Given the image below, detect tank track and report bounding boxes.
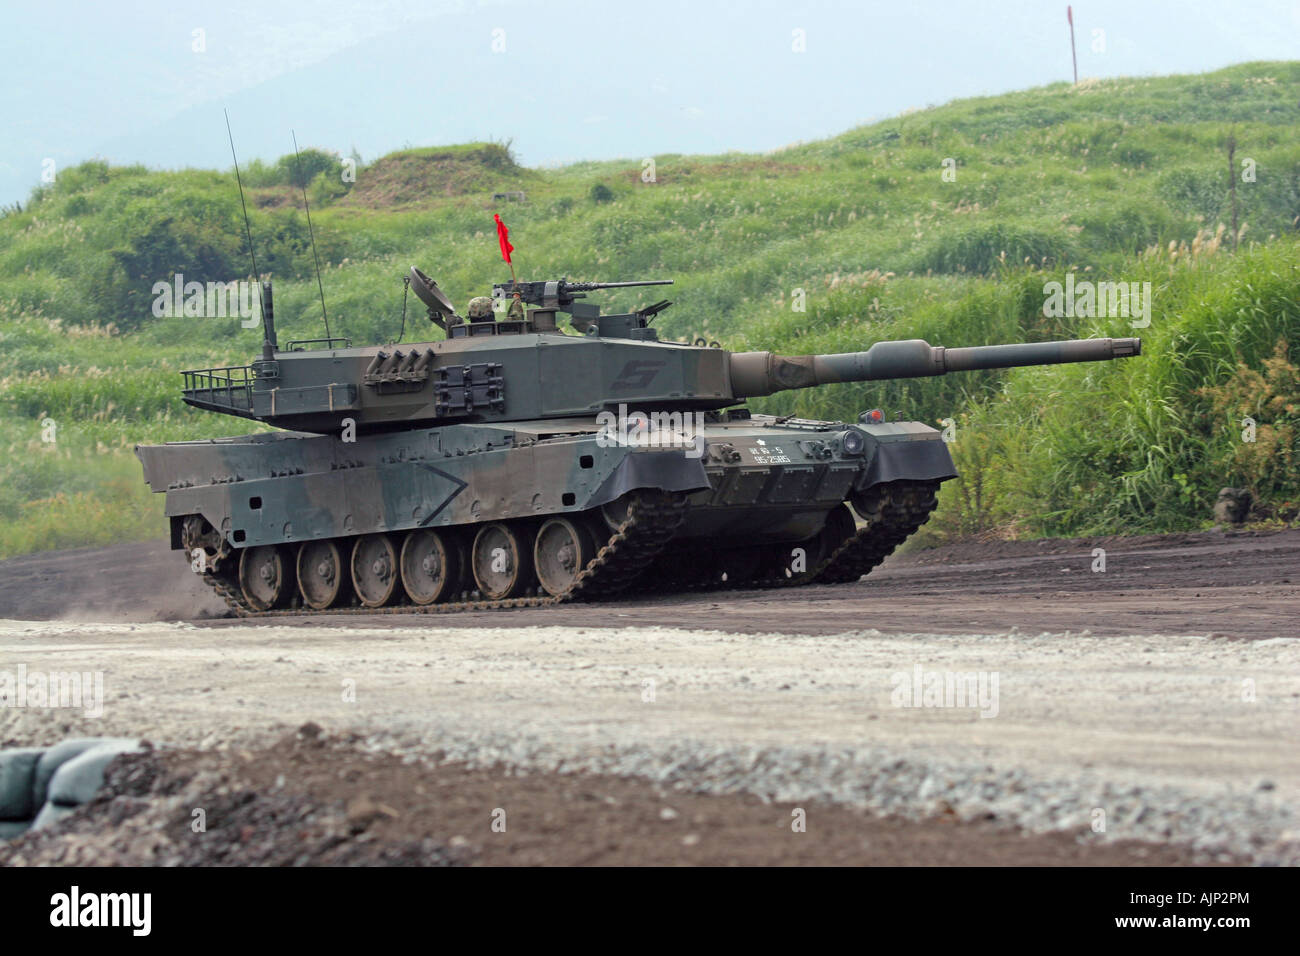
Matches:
[192,479,938,618]
[636,478,940,594]
[808,479,939,584]
[195,490,689,618]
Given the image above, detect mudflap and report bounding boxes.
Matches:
[589,450,710,507]
[858,438,957,490]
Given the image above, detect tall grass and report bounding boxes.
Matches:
[925,240,1300,539]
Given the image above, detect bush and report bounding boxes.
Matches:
[1197,339,1300,511]
[277,148,340,189]
[98,213,243,329]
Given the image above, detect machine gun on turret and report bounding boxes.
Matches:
[490,278,673,313]
[491,277,674,334]
[409,270,673,335]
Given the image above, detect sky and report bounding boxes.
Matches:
[1,0,1298,206]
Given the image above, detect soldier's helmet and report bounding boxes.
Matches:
[466,296,495,319]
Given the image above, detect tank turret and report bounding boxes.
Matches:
[177,274,1139,435]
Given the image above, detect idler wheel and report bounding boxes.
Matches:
[400,529,459,605]
[296,539,347,610]
[600,492,638,532]
[180,514,227,572]
[533,517,596,597]
[351,534,400,607]
[238,545,291,611]
[472,522,535,600]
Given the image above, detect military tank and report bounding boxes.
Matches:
[135,271,1140,616]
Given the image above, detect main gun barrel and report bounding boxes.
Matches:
[729,336,1142,398]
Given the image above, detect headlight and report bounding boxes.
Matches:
[841,427,867,456]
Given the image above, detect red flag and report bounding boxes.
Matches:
[494,213,514,264]
[1067,5,1073,25]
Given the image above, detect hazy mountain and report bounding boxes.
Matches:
[3,0,1296,206]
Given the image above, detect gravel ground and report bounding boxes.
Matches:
[1,618,1296,863]
[0,731,1224,867]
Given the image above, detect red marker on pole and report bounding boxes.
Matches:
[1067,6,1078,85]
[494,213,517,287]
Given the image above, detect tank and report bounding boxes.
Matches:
[135,271,1141,615]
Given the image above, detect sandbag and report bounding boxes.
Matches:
[31,801,78,831]
[32,738,136,808]
[0,748,45,820]
[45,740,142,807]
[0,820,31,839]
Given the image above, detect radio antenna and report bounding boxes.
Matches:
[291,129,331,339]
[224,109,263,327]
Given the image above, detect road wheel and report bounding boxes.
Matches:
[296,540,347,610]
[472,522,535,600]
[238,545,290,611]
[400,529,459,605]
[533,517,596,597]
[351,534,399,608]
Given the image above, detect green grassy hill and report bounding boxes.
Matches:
[2,61,1299,557]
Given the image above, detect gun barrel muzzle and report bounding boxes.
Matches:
[940,336,1142,372]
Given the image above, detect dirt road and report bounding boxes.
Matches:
[0,527,1296,639]
[1,528,1297,865]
